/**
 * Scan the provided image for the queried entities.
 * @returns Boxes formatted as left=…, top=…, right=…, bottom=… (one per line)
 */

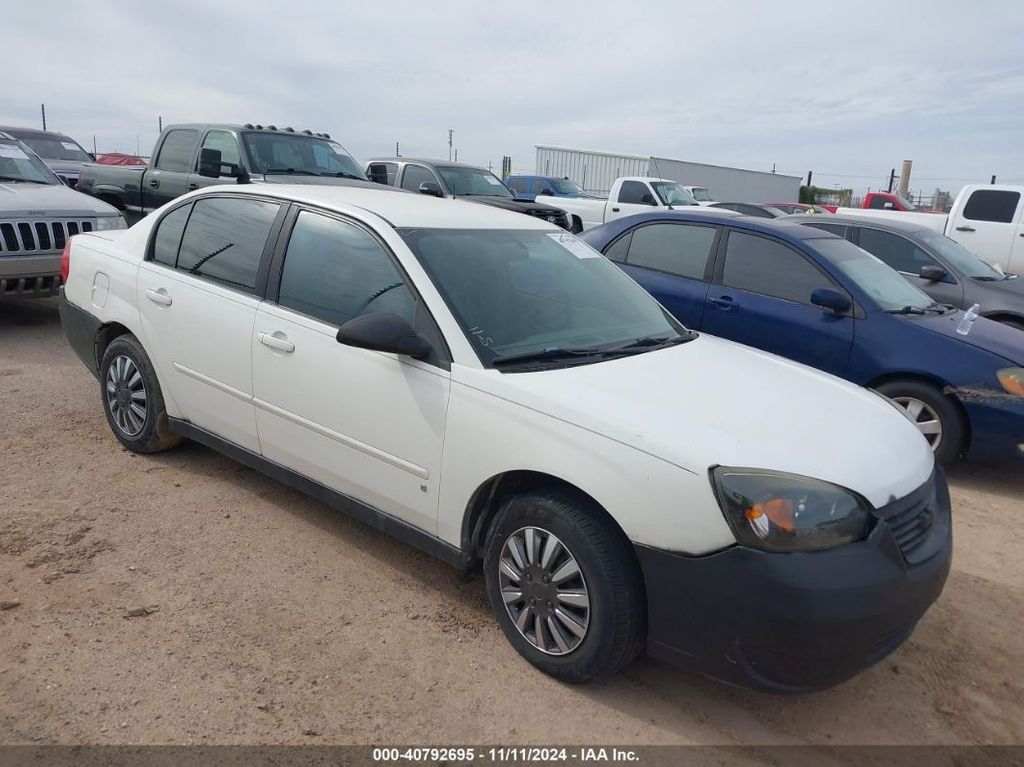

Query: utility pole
left=454, top=148, right=458, bottom=162
left=448, top=129, right=453, bottom=162
left=92, top=135, right=97, bottom=155
left=806, top=171, right=813, bottom=187
left=771, top=163, right=776, bottom=174
left=887, top=168, right=896, bottom=193
left=991, top=175, right=997, bottom=185
left=158, top=116, right=163, bottom=132
left=41, top=103, right=46, bottom=131
left=395, top=141, right=400, bottom=157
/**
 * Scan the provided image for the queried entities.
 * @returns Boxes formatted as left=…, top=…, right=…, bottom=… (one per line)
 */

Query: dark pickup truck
left=77, top=123, right=375, bottom=222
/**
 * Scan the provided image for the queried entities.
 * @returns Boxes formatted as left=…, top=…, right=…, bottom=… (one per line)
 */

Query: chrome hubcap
left=105, top=355, right=147, bottom=437
left=498, top=526, right=590, bottom=656
left=890, top=395, right=942, bottom=451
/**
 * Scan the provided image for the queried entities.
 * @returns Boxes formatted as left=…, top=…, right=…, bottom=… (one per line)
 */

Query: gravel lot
left=1, top=296, right=1022, bottom=748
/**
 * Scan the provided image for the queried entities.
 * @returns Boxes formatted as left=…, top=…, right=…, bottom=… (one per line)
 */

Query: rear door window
left=176, top=197, right=280, bottom=292
left=154, top=129, right=199, bottom=172
left=367, top=162, right=398, bottom=186
left=625, top=223, right=716, bottom=279
left=962, top=190, right=1021, bottom=223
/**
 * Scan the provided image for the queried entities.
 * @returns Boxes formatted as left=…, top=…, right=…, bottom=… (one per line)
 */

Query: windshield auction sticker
left=548, top=231, right=601, bottom=259
left=0, top=144, right=30, bottom=160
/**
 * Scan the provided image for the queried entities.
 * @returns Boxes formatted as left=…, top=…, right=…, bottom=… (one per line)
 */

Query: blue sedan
left=580, top=211, right=1024, bottom=464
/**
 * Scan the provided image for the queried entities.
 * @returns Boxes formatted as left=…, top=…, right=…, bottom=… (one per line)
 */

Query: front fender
left=437, top=377, right=736, bottom=555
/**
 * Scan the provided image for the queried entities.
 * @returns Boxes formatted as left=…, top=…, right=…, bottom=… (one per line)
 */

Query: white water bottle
left=957, top=303, right=980, bottom=336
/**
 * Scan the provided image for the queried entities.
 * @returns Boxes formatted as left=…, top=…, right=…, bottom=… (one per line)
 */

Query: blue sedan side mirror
left=811, top=287, right=852, bottom=314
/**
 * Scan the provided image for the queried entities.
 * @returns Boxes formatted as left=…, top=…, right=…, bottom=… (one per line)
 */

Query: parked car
left=768, top=202, right=835, bottom=215
left=77, top=123, right=373, bottom=223
left=709, top=202, right=789, bottom=218
left=505, top=175, right=593, bottom=201
left=799, top=215, right=1024, bottom=330
left=535, top=177, right=702, bottom=232
left=365, top=158, right=570, bottom=230
left=0, top=132, right=124, bottom=298
left=60, top=184, right=949, bottom=692
left=828, top=184, right=1024, bottom=273
left=581, top=210, right=1024, bottom=464
left=0, top=125, right=94, bottom=188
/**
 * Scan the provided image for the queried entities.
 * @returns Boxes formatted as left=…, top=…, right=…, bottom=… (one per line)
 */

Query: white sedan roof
left=199, top=183, right=556, bottom=230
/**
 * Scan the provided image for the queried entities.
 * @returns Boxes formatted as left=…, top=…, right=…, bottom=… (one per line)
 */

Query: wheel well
left=867, top=372, right=972, bottom=452
left=461, top=471, right=631, bottom=567
left=95, top=322, right=133, bottom=369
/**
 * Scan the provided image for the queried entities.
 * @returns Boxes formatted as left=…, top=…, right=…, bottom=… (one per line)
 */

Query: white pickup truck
left=536, top=177, right=707, bottom=232
left=833, top=184, right=1024, bottom=272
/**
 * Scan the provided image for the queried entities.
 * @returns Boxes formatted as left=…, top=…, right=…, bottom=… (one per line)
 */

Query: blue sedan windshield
left=816, top=238, right=933, bottom=311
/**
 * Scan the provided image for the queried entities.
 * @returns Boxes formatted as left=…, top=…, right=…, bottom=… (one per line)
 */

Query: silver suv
left=0, top=133, right=125, bottom=297
left=0, top=126, right=93, bottom=188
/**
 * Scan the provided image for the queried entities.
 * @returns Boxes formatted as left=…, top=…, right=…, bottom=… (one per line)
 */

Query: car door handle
left=611, top=207, right=620, bottom=212
left=148, top=179, right=160, bottom=189
left=709, top=295, right=737, bottom=309
left=258, top=332, right=295, bottom=353
left=187, top=183, right=198, bottom=191
left=955, top=225, right=975, bottom=232
left=145, top=288, right=172, bottom=307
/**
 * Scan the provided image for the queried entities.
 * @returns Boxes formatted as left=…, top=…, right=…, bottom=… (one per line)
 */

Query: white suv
left=60, top=184, right=952, bottom=691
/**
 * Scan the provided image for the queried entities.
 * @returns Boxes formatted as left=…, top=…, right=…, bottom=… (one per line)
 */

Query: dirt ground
left=1, top=296, right=1022, bottom=748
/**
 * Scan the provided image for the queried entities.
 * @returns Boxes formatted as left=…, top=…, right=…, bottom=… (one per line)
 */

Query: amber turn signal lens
left=745, top=497, right=795, bottom=533
left=997, top=368, right=1024, bottom=397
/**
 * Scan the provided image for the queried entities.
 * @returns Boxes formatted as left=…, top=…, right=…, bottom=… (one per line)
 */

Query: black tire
left=483, top=490, right=644, bottom=682
left=874, top=379, right=965, bottom=465
left=569, top=216, right=583, bottom=234
left=99, top=334, right=181, bottom=454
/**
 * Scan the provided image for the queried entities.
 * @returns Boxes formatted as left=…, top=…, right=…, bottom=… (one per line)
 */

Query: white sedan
left=59, top=184, right=951, bottom=690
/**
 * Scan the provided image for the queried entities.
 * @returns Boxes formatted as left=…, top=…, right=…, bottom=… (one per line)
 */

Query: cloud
left=4, top=0, right=1022, bottom=194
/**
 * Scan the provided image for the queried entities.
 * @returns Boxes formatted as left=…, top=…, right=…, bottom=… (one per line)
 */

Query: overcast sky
left=5, top=1, right=1022, bottom=196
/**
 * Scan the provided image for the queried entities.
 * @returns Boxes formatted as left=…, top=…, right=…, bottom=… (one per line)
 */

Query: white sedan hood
left=470, top=335, right=934, bottom=509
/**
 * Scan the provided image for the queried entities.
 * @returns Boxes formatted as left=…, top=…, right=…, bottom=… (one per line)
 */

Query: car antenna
left=650, top=156, right=672, bottom=209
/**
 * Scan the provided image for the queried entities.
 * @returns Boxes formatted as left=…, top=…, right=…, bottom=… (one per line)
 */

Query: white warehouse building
left=535, top=146, right=802, bottom=203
